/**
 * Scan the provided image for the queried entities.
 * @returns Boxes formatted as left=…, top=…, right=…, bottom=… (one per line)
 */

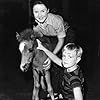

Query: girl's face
left=62, top=49, right=78, bottom=68
left=33, top=4, right=49, bottom=23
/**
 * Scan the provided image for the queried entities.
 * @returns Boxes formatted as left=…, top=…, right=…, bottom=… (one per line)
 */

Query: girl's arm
left=37, top=39, right=62, bottom=67
left=53, top=37, right=64, bottom=54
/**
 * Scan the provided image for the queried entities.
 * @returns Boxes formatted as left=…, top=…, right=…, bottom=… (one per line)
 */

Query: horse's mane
left=16, top=28, right=43, bottom=42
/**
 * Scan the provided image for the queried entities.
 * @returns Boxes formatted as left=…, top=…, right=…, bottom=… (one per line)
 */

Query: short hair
left=62, top=43, right=83, bottom=57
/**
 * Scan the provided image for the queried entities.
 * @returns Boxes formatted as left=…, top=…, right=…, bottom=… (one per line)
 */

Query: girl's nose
left=38, top=13, right=42, bottom=17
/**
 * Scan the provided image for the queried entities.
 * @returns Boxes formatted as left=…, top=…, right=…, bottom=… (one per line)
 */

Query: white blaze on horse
left=16, top=29, right=55, bottom=100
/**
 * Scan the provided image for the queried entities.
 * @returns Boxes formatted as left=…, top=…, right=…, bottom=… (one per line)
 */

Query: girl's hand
left=36, top=39, right=45, bottom=50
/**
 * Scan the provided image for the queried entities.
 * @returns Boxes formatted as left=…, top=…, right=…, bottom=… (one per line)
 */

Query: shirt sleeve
left=70, top=76, right=82, bottom=88
left=53, top=15, right=66, bottom=38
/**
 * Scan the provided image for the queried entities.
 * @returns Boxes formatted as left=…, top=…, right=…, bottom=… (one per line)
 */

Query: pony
left=16, top=28, right=55, bottom=100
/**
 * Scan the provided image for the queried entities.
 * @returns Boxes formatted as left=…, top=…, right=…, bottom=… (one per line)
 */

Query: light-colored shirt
left=34, top=13, right=66, bottom=38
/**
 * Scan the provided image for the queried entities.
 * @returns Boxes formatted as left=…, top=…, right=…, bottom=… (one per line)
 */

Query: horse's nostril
left=21, top=63, right=30, bottom=72
left=25, top=63, right=29, bottom=67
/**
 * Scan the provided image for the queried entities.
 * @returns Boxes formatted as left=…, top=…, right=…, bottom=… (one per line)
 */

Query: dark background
left=0, top=0, right=98, bottom=100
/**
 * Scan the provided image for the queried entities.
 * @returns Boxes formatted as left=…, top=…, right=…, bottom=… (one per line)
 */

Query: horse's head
left=19, top=40, right=33, bottom=71
left=16, top=28, right=42, bottom=72
left=16, top=28, right=53, bottom=72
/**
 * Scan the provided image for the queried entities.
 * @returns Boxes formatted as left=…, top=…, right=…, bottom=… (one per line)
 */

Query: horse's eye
left=31, top=35, right=34, bottom=39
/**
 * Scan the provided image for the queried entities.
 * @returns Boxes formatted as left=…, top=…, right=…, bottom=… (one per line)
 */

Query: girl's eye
left=68, top=55, right=72, bottom=58
left=41, top=10, right=45, bottom=12
left=34, top=11, right=38, bottom=13
left=63, top=55, right=66, bottom=58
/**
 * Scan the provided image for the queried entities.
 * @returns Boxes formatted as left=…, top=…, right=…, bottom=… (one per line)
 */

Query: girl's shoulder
left=48, top=13, right=64, bottom=22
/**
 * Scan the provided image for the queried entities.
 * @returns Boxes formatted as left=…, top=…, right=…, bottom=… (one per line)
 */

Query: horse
left=16, top=28, right=55, bottom=100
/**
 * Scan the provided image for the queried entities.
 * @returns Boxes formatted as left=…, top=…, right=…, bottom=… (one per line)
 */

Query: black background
left=0, top=0, right=98, bottom=100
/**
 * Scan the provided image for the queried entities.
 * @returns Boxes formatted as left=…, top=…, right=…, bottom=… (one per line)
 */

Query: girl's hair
left=30, top=0, right=57, bottom=13
left=31, top=0, right=49, bottom=10
left=62, top=43, right=83, bottom=57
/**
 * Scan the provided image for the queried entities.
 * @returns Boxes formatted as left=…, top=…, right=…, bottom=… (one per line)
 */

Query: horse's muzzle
left=20, top=63, right=30, bottom=72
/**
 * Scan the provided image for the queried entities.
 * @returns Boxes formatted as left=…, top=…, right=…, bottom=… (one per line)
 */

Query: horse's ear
left=16, top=32, right=21, bottom=42
left=16, top=32, right=20, bottom=39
